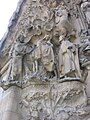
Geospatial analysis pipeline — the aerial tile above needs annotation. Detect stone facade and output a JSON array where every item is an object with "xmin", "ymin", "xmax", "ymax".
[{"xmin": 0, "ymin": 0, "xmax": 90, "ymax": 120}]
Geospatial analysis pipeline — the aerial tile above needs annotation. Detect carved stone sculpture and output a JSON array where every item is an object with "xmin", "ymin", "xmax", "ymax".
[
  {"xmin": 35, "ymin": 34, "xmax": 55, "ymax": 79},
  {"xmin": 55, "ymin": 2, "xmax": 69, "ymax": 28},
  {"xmin": 58, "ymin": 27, "xmax": 81, "ymax": 79},
  {"xmin": 0, "ymin": 0, "xmax": 90, "ymax": 120},
  {"xmin": 8, "ymin": 34, "xmax": 27, "ymax": 81},
  {"xmin": 22, "ymin": 43, "xmax": 37, "ymax": 80},
  {"xmin": 7, "ymin": 34, "xmax": 36, "ymax": 81},
  {"xmin": 79, "ymin": 38, "xmax": 90, "ymax": 67},
  {"xmin": 81, "ymin": 1, "xmax": 90, "ymax": 28}
]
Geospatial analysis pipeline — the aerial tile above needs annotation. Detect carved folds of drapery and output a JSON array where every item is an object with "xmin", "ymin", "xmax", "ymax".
[
  {"xmin": 0, "ymin": 1, "xmax": 90, "ymax": 120},
  {"xmin": 0, "ymin": 0, "xmax": 89, "ymax": 85}
]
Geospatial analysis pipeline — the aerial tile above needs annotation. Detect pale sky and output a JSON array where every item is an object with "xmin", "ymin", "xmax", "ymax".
[{"xmin": 0, "ymin": 0, "xmax": 19, "ymax": 40}]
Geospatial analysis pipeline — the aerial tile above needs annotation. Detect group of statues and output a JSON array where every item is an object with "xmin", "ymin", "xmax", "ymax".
[
  {"xmin": 6, "ymin": 26, "xmax": 83, "ymax": 82},
  {"xmin": 5, "ymin": 0, "xmax": 90, "ymax": 82}
]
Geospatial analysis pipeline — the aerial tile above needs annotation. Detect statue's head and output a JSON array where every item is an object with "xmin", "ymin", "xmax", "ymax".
[{"xmin": 59, "ymin": 27, "xmax": 67, "ymax": 42}]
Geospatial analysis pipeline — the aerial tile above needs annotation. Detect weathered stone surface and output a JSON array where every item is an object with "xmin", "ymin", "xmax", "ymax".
[
  {"xmin": 0, "ymin": 0, "xmax": 90, "ymax": 120},
  {"xmin": 0, "ymin": 86, "xmax": 21, "ymax": 120},
  {"xmin": 20, "ymin": 81, "xmax": 88, "ymax": 120}
]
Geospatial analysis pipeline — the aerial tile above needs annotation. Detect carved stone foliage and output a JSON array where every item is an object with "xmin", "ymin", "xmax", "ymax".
[{"xmin": 20, "ymin": 82, "xmax": 90, "ymax": 120}]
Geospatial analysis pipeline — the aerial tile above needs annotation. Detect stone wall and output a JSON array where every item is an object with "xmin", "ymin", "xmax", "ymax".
[{"xmin": 0, "ymin": 0, "xmax": 90, "ymax": 119}]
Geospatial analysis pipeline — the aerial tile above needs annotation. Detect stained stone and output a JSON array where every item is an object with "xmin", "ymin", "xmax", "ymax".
[{"xmin": 0, "ymin": 0, "xmax": 90, "ymax": 120}]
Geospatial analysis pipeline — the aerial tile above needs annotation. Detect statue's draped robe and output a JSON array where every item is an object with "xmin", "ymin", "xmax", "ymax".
[
  {"xmin": 59, "ymin": 40, "xmax": 81, "ymax": 78},
  {"xmin": 35, "ymin": 40, "xmax": 54, "ymax": 72}
]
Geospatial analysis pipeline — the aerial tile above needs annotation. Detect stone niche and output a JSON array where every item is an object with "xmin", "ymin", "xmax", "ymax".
[{"xmin": 0, "ymin": 0, "xmax": 90, "ymax": 120}]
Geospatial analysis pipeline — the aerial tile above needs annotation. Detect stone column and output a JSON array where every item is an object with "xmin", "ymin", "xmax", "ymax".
[{"xmin": 0, "ymin": 86, "xmax": 21, "ymax": 120}]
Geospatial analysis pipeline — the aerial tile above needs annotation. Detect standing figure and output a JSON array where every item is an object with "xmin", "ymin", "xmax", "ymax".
[
  {"xmin": 8, "ymin": 35, "xmax": 31, "ymax": 81},
  {"xmin": 23, "ymin": 43, "xmax": 37, "ymax": 80},
  {"xmin": 81, "ymin": 1, "xmax": 90, "ymax": 27},
  {"xmin": 58, "ymin": 27, "xmax": 81, "ymax": 79},
  {"xmin": 55, "ymin": 2, "xmax": 69, "ymax": 29},
  {"xmin": 79, "ymin": 39, "xmax": 90, "ymax": 66},
  {"xmin": 35, "ymin": 35, "xmax": 55, "ymax": 79}
]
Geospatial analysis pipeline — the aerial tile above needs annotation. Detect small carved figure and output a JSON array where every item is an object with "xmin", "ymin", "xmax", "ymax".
[
  {"xmin": 55, "ymin": 2, "xmax": 69, "ymax": 28},
  {"xmin": 8, "ymin": 35, "xmax": 27, "ymax": 81},
  {"xmin": 36, "ymin": 103, "xmax": 50, "ymax": 120},
  {"xmin": 79, "ymin": 38, "xmax": 90, "ymax": 81},
  {"xmin": 79, "ymin": 39, "xmax": 90, "ymax": 65},
  {"xmin": 58, "ymin": 27, "xmax": 81, "ymax": 79},
  {"xmin": 81, "ymin": 1, "xmax": 90, "ymax": 27},
  {"xmin": 35, "ymin": 34, "xmax": 55, "ymax": 79},
  {"xmin": 23, "ymin": 43, "xmax": 37, "ymax": 80},
  {"xmin": 8, "ymin": 34, "xmax": 35, "ymax": 81}
]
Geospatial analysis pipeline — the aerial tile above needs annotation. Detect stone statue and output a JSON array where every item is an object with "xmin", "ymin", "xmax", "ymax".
[
  {"xmin": 58, "ymin": 27, "xmax": 81, "ymax": 79},
  {"xmin": 55, "ymin": 2, "xmax": 69, "ymax": 28},
  {"xmin": 35, "ymin": 34, "xmax": 55, "ymax": 79},
  {"xmin": 81, "ymin": 1, "xmax": 90, "ymax": 26},
  {"xmin": 79, "ymin": 38, "xmax": 90, "ymax": 81},
  {"xmin": 79, "ymin": 38, "xmax": 90, "ymax": 66},
  {"xmin": 23, "ymin": 43, "xmax": 37, "ymax": 80},
  {"xmin": 8, "ymin": 34, "xmax": 35, "ymax": 81}
]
